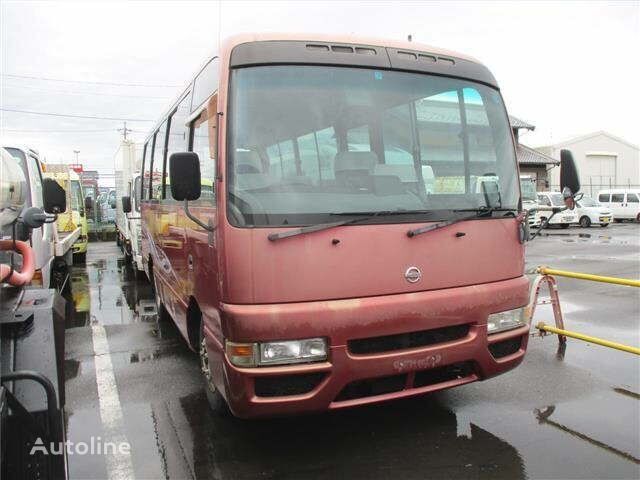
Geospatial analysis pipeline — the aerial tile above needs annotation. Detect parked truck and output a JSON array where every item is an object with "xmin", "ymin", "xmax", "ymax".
[
  {"xmin": 2, "ymin": 146, "xmax": 79, "ymax": 289},
  {"xmin": 114, "ymin": 140, "xmax": 144, "ymax": 274},
  {"xmin": 42, "ymin": 164, "xmax": 89, "ymax": 263}
]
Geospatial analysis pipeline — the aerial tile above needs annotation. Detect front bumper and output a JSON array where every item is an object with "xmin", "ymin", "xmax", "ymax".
[{"xmin": 212, "ymin": 276, "xmax": 530, "ymax": 418}]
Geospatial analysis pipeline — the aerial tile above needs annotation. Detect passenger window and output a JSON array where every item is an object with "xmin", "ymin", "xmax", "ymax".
[
  {"xmin": 463, "ymin": 88, "xmax": 497, "ymax": 164},
  {"xmin": 190, "ymin": 99, "xmax": 217, "ymax": 203},
  {"xmin": 316, "ymin": 128, "xmax": 338, "ymax": 180},
  {"xmin": 27, "ymin": 154, "xmax": 44, "ymax": 207},
  {"xmin": 297, "ymin": 133, "xmax": 320, "ymax": 180},
  {"xmin": 346, "ymin": 125, "xmax": 371, "ymax": 152},
  {"xmin": 382, "ymin": 103, "xmax": 414, "ymax": 165},
  {"xmin": 142, "ymin": 140, "xmax": 153, "ymax": 200},
  {"xmin": 151, "ymin": 120, "xmax": 168, "ymax": 200},
  {"xmin": 598, "ymin": 193, "xmax": 609, "ymax": 203},
  {"xmin": 133, "ymin": 176, "xmax": 142, "ymax": 211},
  {"xmin": 416, "ymin": 90, "xmax": 465, "ymax": 193},
  {"xmin": 166, "ymin": 92, "xmax": 192, "ymax": 198},
  {"xmin": 627, "ymin": 193, "xmax": 639, "ymax": 203},
  {"xmin": 266, "ymin": 140, "xmax": 296, "ymax": 178},
  {"xmin": 611, "ymin": 194, "xmax": 624, "ymax": 203}
]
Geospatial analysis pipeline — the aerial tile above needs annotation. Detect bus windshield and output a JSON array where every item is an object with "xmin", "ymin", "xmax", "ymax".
[{"xmin": 228, "ymin": 66, "xmax": 518, "ymax": 227}]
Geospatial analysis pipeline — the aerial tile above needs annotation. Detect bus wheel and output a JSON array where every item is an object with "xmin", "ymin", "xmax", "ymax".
[
  {"xmin": 579, "ymin": 216, "xmax": 591, "ymax": 228},
  {"xmin": 199, "ymin": 323, "xmax": 228, "ymax": 415}
]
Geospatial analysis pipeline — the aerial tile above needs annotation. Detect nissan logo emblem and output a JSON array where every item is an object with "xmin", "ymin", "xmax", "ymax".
[{"xmin": 405, "ymin": 266, "xmax": 422, "ymax": 283}]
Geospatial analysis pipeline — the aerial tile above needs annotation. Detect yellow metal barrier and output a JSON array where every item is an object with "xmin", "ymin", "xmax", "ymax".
[
  {"xmin": 536, "ymin": 322, "xmax": 640, "ymax": 355},
  {"xmin": 537, "ymin": 267, "xmax": 640, "ymax": 288}
]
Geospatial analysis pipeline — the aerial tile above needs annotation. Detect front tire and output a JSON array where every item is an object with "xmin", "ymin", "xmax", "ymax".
[
  {"xmin": 199, "ymin": 323, "xmax": 228, "ymax": 415},
  {"xmin": 579, "ymin": 216, "xmax": 591, "ymax": 228}
]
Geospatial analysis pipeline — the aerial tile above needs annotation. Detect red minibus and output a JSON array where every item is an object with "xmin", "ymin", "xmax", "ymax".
[{"xmin": 139, "ymin": 34, "xmax": 542, "ymax": 418}]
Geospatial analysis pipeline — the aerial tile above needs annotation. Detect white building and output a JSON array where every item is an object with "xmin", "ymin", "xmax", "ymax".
[{"xmin": 538, "ymin": 132, "xmax": 639, "ymax": 197}]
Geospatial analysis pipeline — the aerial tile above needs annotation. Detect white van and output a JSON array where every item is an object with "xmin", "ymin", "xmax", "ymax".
[
  {"xmin": 536, "ymin": 192, "xmax": 578, "ymax": 228},
  {"xmin": 597, "ymin": 189, "xmax": 640, "ymax": 222}
]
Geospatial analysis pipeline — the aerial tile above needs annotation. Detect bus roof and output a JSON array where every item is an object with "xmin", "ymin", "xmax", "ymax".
[{"xmin": 144, "ymin": 33, "xmax": 497, "ymax": 144}]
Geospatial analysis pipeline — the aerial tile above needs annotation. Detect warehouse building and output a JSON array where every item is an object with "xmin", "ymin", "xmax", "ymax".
[{"xmin": 538, "ymin": 131, "xmax": 640, "ymax": 197}]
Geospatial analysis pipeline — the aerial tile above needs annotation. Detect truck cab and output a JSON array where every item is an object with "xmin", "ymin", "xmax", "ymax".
[
  {"xmin": 43, "ymin": 165, "xmax": 89, "ymax": 263},
  {"xmin": 2, "ymin": 146, "xmax": 56, "ymax": 288}
]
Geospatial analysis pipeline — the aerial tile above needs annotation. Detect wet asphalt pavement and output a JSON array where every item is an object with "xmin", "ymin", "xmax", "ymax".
[{"xmin": 63, "ymin": 224, "xmax": 640, "ymax": 480}]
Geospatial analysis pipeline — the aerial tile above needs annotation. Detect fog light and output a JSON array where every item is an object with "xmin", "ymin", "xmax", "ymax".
[
  {"xmin": 487, "ymin": 307, "xmax": 526, "ymax": 334},
  {"xmin": 259, "ymin": 338, "xmax": 327, "ymax": 365}
]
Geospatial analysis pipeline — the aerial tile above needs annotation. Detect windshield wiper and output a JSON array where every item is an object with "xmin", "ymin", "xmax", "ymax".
[
  {"xmin": 268, "ymin": 210, "xmax": 433, "ymax": 241},
  {"xmin": 406, "ymin": 207, "xmax": 517, "ymax": 238}
]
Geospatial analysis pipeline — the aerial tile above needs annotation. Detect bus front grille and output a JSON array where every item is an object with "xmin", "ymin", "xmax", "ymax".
[{"xmin": 348, "ymin": 324, "xmax": 470, "ymax": 355}]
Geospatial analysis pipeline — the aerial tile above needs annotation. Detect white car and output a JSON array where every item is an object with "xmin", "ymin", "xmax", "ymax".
[
  {"xmin": 575, "ymin": 195, "xmax": 612, "ymax": 228},
  {"xmin": 536, "ymin": 192, "xmax": 578, "ymax": 228},
  {"xmin": 597, "ymin": 189, "xmax": 640, "ymax": 222}
]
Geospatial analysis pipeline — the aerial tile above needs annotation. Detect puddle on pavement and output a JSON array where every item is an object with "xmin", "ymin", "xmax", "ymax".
[
  {"xmin": 64, "ymin": 252, "xmax": 155, "ymax": 329},
  {"xmin": 538, "ymin": 231, "xmax": 632, "ymax": 245}
]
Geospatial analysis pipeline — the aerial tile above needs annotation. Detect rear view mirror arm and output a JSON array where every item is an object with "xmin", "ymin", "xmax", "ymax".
[{"xmin": 183, "ymin": 199, "xmax": 214, "ymax": 232}]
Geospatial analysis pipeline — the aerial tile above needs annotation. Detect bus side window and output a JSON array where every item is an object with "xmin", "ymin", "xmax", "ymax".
[
  {"xmin": 143, "ymin": 139, "xmax": 153, "ymax": 200},
  {"xmin": 346, "ymin": 125, "xmax": 372, "ymax": 152},
  {"xmin": 151, "ymin": 120, "xmax": 168, "ymax": 200},
  {"xmin": 190, "ymin": 94, "xmax": 217, "ymax": 203},
  {"xmin": 166, "ymin": 91, "xmax": 192, "ymax": 199}
]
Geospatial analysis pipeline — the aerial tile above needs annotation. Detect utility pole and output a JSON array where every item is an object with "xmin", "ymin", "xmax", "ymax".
[{"xmin": 118, "ymin": 121, "xmax": 132, "ymax": 141}]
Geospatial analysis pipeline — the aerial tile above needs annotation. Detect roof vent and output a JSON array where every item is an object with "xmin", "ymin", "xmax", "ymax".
[
  {"xmin": 418, "ymin": 54, "xmax": 436, "ymax": 63},
  {"xmin": 331, "ymin": 45, "xmax": 354, "ymax": 54},
  {"xmin": 306, "ymin": 44, "xmax": 329, "ymax": 52},
  {"xmin": 397, "ymin": 51, "xmax": 417, "ymax": 60},
  {"xmin": 355, "ymin": 47, "xmax": 377, "ymax": 55},
  {"xmin": 438, "ymin": 57, "xmax": 455, "ymax": 66}
]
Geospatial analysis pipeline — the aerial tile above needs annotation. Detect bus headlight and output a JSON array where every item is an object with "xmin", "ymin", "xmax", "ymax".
[
  {"xmin": 487, "ymin": 307, "xmax": 526, "ymax": 334},
  {"xmin": 226, "ymin": 338, "xmax": 327, "ymax": 367}
]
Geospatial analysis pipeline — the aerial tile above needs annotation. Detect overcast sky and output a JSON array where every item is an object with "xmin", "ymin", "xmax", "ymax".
[{"xmin": 1, "ymin": 0, "xmax": 638, "ymax": 185}]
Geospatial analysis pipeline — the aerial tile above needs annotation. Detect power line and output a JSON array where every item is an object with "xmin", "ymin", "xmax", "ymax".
[
  {"xmin": 2, "ymin": 128, "xmax": 143, "ymax": 133},
  {"xmin": 2, "ymin": 73, "xmax": 181, "ymax": 88},
  {"xmin": 1, "ymin": 108, "xmax": 154, "ymax": 122},
  {"xmin": 1, "ymin": 82, "xmax": 170, "ymax": 100}
]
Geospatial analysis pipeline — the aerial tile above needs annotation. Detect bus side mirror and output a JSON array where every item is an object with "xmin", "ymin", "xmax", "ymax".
[
  {"xmin": 122, "ymin": 196, "xmax": 132, "ymax": 214},
  {"xmin": 85, "ymin": 196, "xmax": 93, "ymax": 211},
  {"xmin": 560, "ymin": 149, "xmax": 580, "ymax": 209},
  {"xmin": 169, "ymin": 152, "xmax": 201, "ymax": 201},
  {"xmin": 43, "ymin": 178, "xmax": 66, "ymax": 214}
]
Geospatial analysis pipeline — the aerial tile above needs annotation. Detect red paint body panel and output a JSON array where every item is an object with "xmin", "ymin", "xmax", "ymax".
[{"xmin": 223, "ymin": 218, "xmax": 524, "ymax": 304}]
